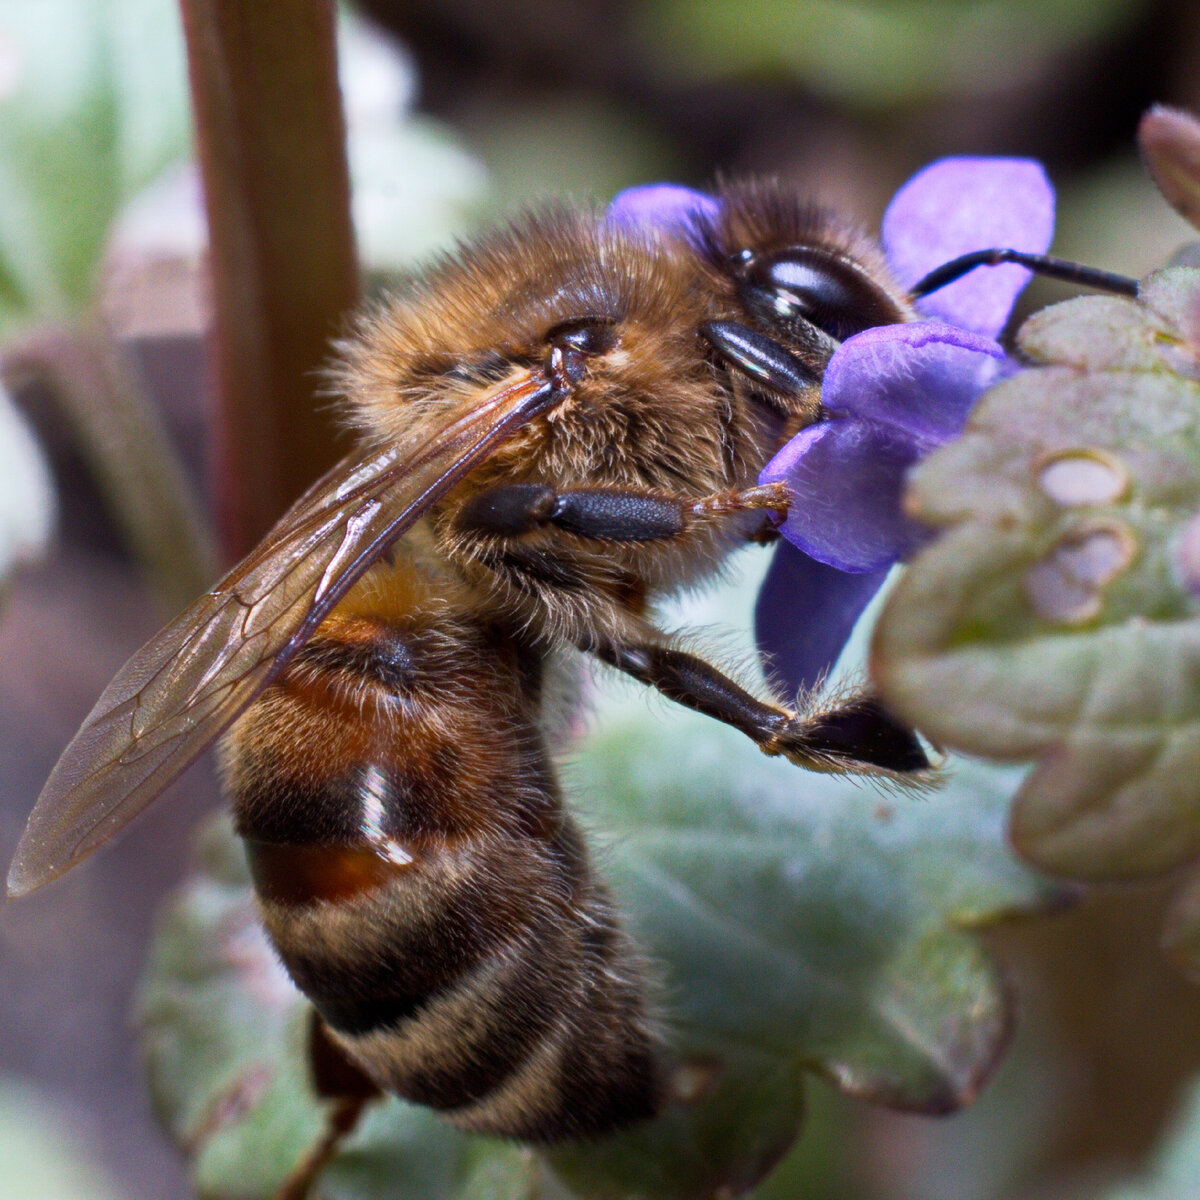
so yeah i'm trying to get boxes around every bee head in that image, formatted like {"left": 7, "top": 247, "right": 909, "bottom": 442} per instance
{"left": 729, "top": 243, "right": 908, "bottom": 347}
{"left": 699, "top": 179, "right": 913, "bottom": 364}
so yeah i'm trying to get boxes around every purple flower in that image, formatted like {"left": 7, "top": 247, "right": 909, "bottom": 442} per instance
{"left": 608, "top": 185, "right": 719, "bottom": 250}
{"left": 611, "top": 159, "right": 1054, "bottom": 696}
{"left": 760, "top": 322, "right": 1012, "bottom": 573}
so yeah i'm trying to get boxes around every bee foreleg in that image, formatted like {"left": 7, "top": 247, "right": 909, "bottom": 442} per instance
{"left": 456, "top": 482, "right": 788, "bottom": 544}
{"left": 588, "top": 638, "right": 930, "bottom": 779}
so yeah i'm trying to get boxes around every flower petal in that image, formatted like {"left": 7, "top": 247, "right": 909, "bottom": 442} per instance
{"left": 760, "top": 418, "right": 927, "bottom": 572}
{"left": 882, "top": 157, "right": 1055, "bottom": 338}
{"left": 822, "top": 321, "right": 1009, "bottom": 442}
{"left": 755, "top": 542, "right": 890, "bottom": 697}
{"left": 607, "top": 184, "right": 718, "bottom": 248}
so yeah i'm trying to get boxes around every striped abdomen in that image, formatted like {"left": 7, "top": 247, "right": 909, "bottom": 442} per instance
{"left": 223, "top": 607, "right": 662, "bottom": 1141}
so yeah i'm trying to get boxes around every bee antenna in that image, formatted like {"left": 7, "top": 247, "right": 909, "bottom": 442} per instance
{"left": 911, "top": 249, "right": 1139, "bottom": 301}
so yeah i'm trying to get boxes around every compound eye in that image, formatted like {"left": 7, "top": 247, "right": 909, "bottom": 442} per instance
{"left": 749, "top": 248, "right": 902, "bottom": 342}
{"left": 545, "top": 317, "right": 618, "bottom": 357}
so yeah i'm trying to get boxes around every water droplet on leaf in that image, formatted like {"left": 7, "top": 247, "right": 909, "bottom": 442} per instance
{"left": 1038, "top": 450, "right": 1128, "bottom": 506}
{"left": 1024, "top": 522, "right": 1136, "bottom": 624}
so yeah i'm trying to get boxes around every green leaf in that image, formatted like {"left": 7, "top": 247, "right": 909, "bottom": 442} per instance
{"left": 546, "top": 719, "right": 1056, "bottom": 1199}
{"left": 316, "top": 1104, "right": 538, "bottom": 1200}
{"left": 138, "top": 822, "right": 330, "bottom": 1199}
{"left": 0, "top": 0, "right": 189, "bottom": 331}
{"left": 874, "top": 268, "right": 1200, "bottom": 882}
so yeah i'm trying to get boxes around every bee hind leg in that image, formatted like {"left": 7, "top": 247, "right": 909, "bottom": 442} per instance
{"left": 763, "top": 691, "right": 932, "bottom": 779}
{"left": 269, "top": 1015, "right": 380, "bottom": 1200}
{"left": 588, "top": 638, "right": 930, "bottom": 780}
{"left": 307, "top": 1011, "right": 382, "bottom": 1102}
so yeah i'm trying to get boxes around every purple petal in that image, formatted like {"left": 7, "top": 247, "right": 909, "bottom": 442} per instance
{"left": 760, "top": 418, "right": 928, "bottom": 572}
{"left": 822, "top": 321, "right": 1009, "bottom": 442}
{"left": 882, "top": 157, "right": 1055, "bottom": 338}
{"left": 755, "top": 542, "right": 890, "bottom": 697}
{"left": 607, "top": 184, "right": 718, "bottom": 249}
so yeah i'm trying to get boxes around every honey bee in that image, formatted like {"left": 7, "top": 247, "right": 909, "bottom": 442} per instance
{"left": 8, "top": 185, "right": 932, "bottom": 1143}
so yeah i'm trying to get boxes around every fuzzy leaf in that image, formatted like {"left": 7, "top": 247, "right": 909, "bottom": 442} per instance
{"left": 545, "top": 718, "right": 1058, "bottom": 1199}
{"left": 139, "top": 664, "right": 1059, "bottom": 1198}
{"left": 874, "top": 268, "right": 1200, "bottom": 882}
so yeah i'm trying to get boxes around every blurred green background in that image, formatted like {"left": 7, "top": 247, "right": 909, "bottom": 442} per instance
{"left": 2, "top": 1, "right": 1200, "bottom": 1198}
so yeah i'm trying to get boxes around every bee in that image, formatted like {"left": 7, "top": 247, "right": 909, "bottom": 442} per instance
{"left": 8, "top": 186, "right": 932, "bottom": 1143}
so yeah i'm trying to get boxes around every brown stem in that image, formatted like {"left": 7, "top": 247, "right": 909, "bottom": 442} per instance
{"left": 178, "top": 0, "right": 361, "bottom": 559}
{"left": 1, "top": 319, "right": 218, "bottom": 611}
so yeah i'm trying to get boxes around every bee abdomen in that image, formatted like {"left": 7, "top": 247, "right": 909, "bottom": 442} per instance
{"left": 252, "top": 827, "right": 662, "bottom": 1140}
{"left": 324, "top": 860, "right": 662, "bottom": 1142}
{"left": 438, "top": 885, "right": 662, "bottom": 1141}
{"left": 224, "top": 611, "right": 662, "bottom": 1140}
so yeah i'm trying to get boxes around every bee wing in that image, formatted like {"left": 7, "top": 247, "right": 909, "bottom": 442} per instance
{"left": 9, "top": 371, "right": 560, "bottom": 897}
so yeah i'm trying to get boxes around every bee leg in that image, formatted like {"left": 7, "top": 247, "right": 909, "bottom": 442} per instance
{"left": 590, "top": 638, "right": 930, "bottom": 778}
{"left": 307, "top": 1011, "right": 382, "bottom": 1101}
{"left": 456, "top": 482, "right": 789, "bottom": 543}
{"left": 271, "top": 1015, "right": 380, "bottom": 1200}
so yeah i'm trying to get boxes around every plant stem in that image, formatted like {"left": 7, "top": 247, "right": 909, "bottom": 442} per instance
{"left": 178, "top": 0, "right": 361, "bottom": 559}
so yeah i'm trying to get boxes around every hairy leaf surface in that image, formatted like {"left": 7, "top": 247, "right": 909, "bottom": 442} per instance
{"left": 874, "top": 269, "right": 1200, "bottom": 898}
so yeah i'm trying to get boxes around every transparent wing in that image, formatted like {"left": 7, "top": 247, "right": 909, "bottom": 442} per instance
{"left": 8, "top": 372, "right": 559, "bottom": 896}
